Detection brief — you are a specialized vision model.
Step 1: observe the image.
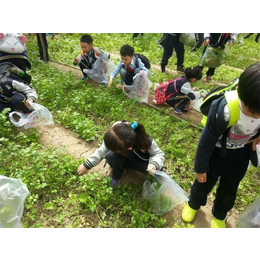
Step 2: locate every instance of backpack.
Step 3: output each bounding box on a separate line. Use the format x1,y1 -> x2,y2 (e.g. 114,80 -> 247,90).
153,77 -> 183,104
200,78 -> 240,157
134,53 -> 151,70
0,62 -> 31,84
200,78 -> 240,127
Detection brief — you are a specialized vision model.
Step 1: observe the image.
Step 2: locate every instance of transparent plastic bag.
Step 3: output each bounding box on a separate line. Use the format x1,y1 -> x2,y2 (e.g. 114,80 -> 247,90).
9,102 -> 54,129
123,70 -> 152,103
236,196 -> 260,228
179,33 -> 196,47
142,170 -> 188,215
84,51 -> 116,84
199,46 -> 226,68
0,175 -> 29,228
191,89 -> 208,112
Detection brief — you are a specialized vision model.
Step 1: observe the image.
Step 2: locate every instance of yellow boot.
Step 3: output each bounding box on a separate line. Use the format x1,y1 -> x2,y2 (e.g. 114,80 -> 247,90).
211,216 -> 226,228
182,203 -> 198,222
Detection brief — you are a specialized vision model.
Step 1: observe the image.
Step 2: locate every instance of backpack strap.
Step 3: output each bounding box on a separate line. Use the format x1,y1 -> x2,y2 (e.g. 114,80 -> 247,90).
220,90 -> 240,157
164,77 -> 183,100
225,90 -> 240,127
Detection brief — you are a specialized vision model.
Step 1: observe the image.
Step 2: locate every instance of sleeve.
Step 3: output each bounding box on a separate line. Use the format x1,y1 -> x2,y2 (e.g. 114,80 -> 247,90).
230,33 -> 237,43
12,80 -> 38,101
194,98 -> 229,173
110,60 -> 123,79
137,58 -> 150,76
148,139 -> 165,170
84,141 -> 108,169
180,82 -> 201,100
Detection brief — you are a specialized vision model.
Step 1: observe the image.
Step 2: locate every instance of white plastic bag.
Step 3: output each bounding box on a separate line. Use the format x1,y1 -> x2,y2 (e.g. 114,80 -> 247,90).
123,70 -> 152,103
236,196 -> 260,228
142,170 -> 188,215
179,33 -> 196,47
9,102 -> 54,129
84,51 -> 116,84
0,175 -> 29,228
191,89 -> 208,112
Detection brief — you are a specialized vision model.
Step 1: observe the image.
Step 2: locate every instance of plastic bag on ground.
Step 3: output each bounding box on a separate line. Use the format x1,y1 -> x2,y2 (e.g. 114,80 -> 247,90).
142,170 -> 188,215
9,102 -> 54,129
84,51 -> 116,84
0,175 -> 29,228
179,33 -> 196,48
199,46 -> 226,68
123,70 -> 152,103
236,196 -> 260,228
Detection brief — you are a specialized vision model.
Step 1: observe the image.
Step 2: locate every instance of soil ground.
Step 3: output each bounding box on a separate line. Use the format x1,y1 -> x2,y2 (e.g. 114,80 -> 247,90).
34,60 -> 240,228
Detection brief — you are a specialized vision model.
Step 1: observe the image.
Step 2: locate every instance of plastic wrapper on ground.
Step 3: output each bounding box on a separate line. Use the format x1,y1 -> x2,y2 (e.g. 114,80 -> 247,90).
123,71 -> 152,103
142,170 -> 188,215
0,175 -> 29,228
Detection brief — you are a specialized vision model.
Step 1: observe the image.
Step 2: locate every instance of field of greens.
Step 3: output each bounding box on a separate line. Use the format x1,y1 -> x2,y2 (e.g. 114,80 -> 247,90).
1,33 -> 259,228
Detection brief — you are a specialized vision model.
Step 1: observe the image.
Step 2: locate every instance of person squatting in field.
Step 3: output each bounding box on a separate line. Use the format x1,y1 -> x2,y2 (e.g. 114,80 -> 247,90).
76,120 -> 165,188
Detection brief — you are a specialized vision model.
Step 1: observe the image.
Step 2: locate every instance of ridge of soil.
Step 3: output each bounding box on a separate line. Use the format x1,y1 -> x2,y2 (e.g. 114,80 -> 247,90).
35,60 -> 240,228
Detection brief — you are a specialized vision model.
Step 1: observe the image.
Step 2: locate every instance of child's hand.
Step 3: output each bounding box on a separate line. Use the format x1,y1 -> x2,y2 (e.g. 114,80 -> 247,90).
146,164 -> 156,175
26,98 -> 34,108
193,87 -> 199,91
73,58 -> 79,65
246,136 -> 260,151
77,164 -> 88,175
196,172 -> 207,183
108,78 -> 113,86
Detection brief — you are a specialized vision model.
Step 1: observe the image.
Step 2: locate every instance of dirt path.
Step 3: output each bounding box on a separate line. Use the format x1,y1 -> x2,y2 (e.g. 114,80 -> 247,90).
34,60 -> 240,228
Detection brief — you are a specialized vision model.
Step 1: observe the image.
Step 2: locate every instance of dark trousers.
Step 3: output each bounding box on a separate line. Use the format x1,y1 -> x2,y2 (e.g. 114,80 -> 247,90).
161,33 -> 185,67
166,93 -> 189,110
36,33 -> 49,62
0,92 -> 34,113
106,150 -> 149,180
120,67 -> 141,85
188,146 -> 250,220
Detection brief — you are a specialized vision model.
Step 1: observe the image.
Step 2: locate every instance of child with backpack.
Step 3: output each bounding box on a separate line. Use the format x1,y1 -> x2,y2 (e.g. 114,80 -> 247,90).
76,120 -> 165,188
0,62 -> 37,114
108,44 -> 150,87
181,62 -> 260,228
153,66 -> 203,115
73,34 -> 109,80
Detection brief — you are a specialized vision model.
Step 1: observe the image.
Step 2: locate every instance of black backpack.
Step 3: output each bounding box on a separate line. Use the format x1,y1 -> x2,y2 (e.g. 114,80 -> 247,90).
0,62 -> 31,84
134,53 -> 151,69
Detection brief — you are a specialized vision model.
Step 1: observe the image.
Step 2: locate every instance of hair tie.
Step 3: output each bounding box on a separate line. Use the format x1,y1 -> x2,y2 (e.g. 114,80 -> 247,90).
131,121 -> 138,129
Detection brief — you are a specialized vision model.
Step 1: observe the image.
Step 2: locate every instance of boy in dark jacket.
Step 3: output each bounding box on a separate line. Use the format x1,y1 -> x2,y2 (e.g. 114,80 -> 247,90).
182,63 -> 260,228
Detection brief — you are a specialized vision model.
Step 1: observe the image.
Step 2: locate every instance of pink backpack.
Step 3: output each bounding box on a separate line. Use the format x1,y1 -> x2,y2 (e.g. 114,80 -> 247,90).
153,77 -> 183,104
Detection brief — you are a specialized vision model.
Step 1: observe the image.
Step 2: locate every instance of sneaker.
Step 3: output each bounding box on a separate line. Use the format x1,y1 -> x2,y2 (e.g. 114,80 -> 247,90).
182,203 -> 198,222
182,101 -> 190,112
111,178 -> 120,188
177,65 -> 185,72
206,75 -> 211,82
173,107 -> 182,115
211,216 -> 226,228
